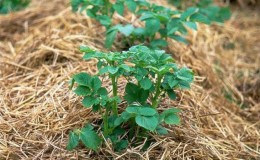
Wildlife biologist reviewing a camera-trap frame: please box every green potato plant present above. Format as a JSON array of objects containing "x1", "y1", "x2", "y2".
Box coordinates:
[
  {"x1": 67, "y1": 45, "x2": 194, "y2": 151},
  {"x1": 71, "y1": 0, "x2": 231, "y2": 49},
  {"x1": 168, "y1": 0, "x2": 231, "y2": 23},
  {"x1": 0, "y1": 0, "x2": 30, "y2": 14}
]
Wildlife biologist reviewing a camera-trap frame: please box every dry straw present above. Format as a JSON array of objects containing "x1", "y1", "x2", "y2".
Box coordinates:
[{"x1": 0, "y1": 0, "x2": 259, "y2": 159}]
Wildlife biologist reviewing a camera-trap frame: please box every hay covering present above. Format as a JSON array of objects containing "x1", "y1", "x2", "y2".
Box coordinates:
[{"x1": 0, "y1": 0, "x2": 259, "y2": 159}]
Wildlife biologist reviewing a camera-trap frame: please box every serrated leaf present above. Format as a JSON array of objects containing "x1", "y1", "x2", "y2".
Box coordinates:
[
  {"x1": 140, "y1": 77, "x2": 153, "y2": 90},
  {"x1": 74, "y1": 86, "x2": 91, "y2": 96},
  {"x1": 66, "y1": 131, "x2": 79, "y2": 151},
  {"x1": 82, "y1": 96, "x2": 96, "y2": 107},
  {"x1": 135, "y1": 115, "x2": 158, "y2": 131},
  {"x1": 73, "y1": 73, "x2": 92, "y2": 86},
  {"x1": 80, "y1": 126, "x2": 101, "y2": 151}
]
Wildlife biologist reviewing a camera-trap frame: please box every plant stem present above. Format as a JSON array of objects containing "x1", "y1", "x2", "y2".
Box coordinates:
[
  {"x1": 103, "y1": 109, "x2": 109, "y2": 136},
  {"x1": 111, "y1": 75, "x2": 118, "y2": 115},
  {"x1": 151, "y1": 74, "x2": 163, "y2": 108}
]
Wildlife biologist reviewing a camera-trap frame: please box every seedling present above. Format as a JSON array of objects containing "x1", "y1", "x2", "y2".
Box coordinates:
[
  {"x1": 67, "y1": 45, "x2": 194, "y2": 151},
  {"x1": 0, "y1": 0, "x2": 30, "y2": 14},
  {"x1": 71, "y1": 0, "x2": 231, "y2": 49}
]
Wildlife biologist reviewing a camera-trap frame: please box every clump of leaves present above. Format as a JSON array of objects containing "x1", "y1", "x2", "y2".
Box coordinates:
[
  {"x1": 71, "y1": 0, "x2": 231, "y2": 49},
  {"x1": 168, "y1": 0, "x2": 231, "y2": 23},
  {"x1": 67, "y1": 45, "x2": 194, "y2": 152},
  {"x1": 0, "y1": 0, "x2": 30, "y2": 14}
]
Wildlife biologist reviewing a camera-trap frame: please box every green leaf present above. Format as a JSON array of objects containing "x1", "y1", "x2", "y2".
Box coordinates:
[
  {"x1": 140, "y1": 77, "x2": 153, "y2": 90},
  {"x1": 74, "y1": 86, "x2": 91, "y2": 96},
  {"x1": 176, "y1": 67, "x2": 194, "y2": 83},
  {"x1": 69, "y1": 79, "x2": 75, "y2": 90},
  {"x1": 89, "y1": 0, "x2": 104, "y2": 6},
  {"x1": 135, "y1": 115, "x2": 158, "y2": 131},
  {"x1": 97, "y1": 87, "x2": 108, "y2": 96},
  {"x1": 155, "y1": 125, "x2": 168, "y2": 135},
  {"x1": 114, "y1": 117, "x2": 124, "y2": 127},
  {"x1": 126, "y1": 106, "x2": 157, "y2": 116},
  {"x1": 80, "y1": 46, "x2": 95, "y2": 53},
  {"x1": 83, "y1": 51, "x2": 104, "y2": 60},
  {"x1": 181, "y1": 7, "x2": 198, "y2": 20},
  {"x1": 99, "y1": 66, "x2": 109, "y2": 75},
  {"x1": 169, "y1": 34, "x2": 188, "y2": 44},
  {"x1": 190, "y1": 13, "x2": 211, "y2": 24},
  {"x1": 119, "y1": 64, "x2": 131, "y2": 72},
  {"x1": 82, "y1": 96, "x2": 96, "y2": 107},
  {"x1": 91, "y1": 76, "x2": 102, "y2": 91},
  {"x1": 66, "y1": 131, "x2": 79, "y2": 151},
  {"x1": 73, "y1": 73, "x2": 92, "y2": 86},
  {"x1": 80, "y1": 126, "x2": 101, "y2": 151},
  {"x1": 105, "y1": 29, "x2": 118, "y2": 48},
  {"x1": 114, "y1": 139, "x2": 128, "y2": 152},
  {"x1": 121, "y1": 111, "x2": 133, "y2": 121},
  {"x1": 150, "y1": 39, "x2": 168, "y2": 49},
  {"x1": 145, "y1": 18, "x2": 160, "y2": 35},
  {"x1": 183, "y1": 21, "x2": 197, "y2": 31},
  {"x1": 167, "y1": 75, "x2": 179, "y2": 88},
  {"x1": 118, "y1": 24, "x2": 134, "y2": 36},
  {"x1": 167, "y1": 90, "x2": 177, "y2": 100},
  {"x1": 97, "y1": 15, "x2": 111, "y2": 27},
  {"x1": 92, "y1": 104, "x2": 101, "y2": 112},
  {"x1": 126, "y1": 0, "x2": 137, "y2": 12},
  {"x1": 108, "y1": 66, "x2": 119, "y2": 74},
  {"x1": 113, "y1": 1, "x2": 124, "y2": 15},
  {"x1": 164, "y1": 113, "x2": 180, "y2": 125},
  {"x1": 124, "y1": 83, "x2": 149, "y2": 104},
  {"x1": 161, "y1": 108, "x2": 181, "y2": 125}
]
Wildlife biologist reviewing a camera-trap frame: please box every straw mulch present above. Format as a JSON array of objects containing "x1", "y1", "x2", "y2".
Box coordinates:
[{"x1": 0, "y1": 0, "x2": 259, "y2": 159}]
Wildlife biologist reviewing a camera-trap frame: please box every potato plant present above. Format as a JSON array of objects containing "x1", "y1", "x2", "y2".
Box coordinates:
[
  {"x1": 67, "y1": 45, "x2": 194, "y2": 151},
  {"x1": 71, "y1": 0, "x2": 231, "y2": 49},
  {"x1": 0, "y1": 0, "x2": 30, "y2": 14}
]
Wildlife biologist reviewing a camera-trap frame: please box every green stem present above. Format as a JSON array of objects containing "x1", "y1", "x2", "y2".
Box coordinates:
[
  {"x1": 111, "y1": 75, "x2": 118, "y2": 115},
  {"x1": 151, "y1": 74, "x2": 163, "y2": 108},
  {"x1": 103, "y1": 109, "x2": 109, "y2": 136}
]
